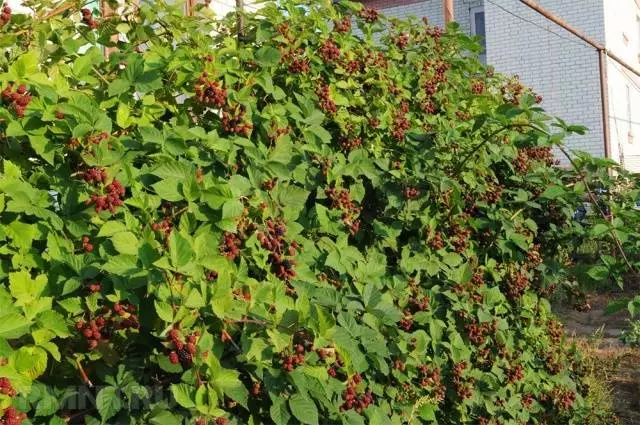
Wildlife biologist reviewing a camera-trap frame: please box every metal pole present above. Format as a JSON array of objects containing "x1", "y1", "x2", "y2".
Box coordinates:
[
  {"x1": 598, "y1": 50, "x2": 612, "y2": 159},
  {"x1": 444, "y1": 0, "x2": 454, "y2": 24}
]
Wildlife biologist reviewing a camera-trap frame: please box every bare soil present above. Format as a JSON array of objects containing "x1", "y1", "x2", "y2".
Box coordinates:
[{"x1": 556, "y1": 293, "x2": 640, "y2": 424}]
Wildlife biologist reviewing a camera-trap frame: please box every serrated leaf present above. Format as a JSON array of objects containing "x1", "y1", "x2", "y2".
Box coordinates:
[
  {"x1": 289, "y1": 395, "x2": 318, "y2": 425},
  {"x1": 96, "y1": 386, "x2": 123, "y2": 422},
  {"x1": 171, "y1": 384, "x2": 195, "y2": 408},
  {"x1": 111, "y1": 232, "x2": 139, "y2": 255}
]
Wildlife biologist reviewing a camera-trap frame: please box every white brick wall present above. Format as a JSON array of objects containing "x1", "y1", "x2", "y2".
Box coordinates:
[
  {"x1": 484, "y1": 0, "x2": 606, "y2": 161},
  {"x1": 604, "y1": 0, "x2": 640, "y2": 171},
  {"x1": 373, "y1": 0, "x2": 609, "y2": 162}
]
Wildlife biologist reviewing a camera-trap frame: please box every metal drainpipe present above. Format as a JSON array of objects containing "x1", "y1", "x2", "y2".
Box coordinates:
[
  {"x1": 599, "y1": 50, "x2": 612, "y2": 160},
  {"x1": 444, "y1": 0, "x2": 454, "y2": 24}
]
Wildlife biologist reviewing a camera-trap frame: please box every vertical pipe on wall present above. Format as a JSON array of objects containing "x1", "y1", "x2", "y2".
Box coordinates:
[
  {"x1": 599, "y1": 50, "x2": 613, "y2": 160},
  {"x1": 444, "y1": 0, "x2": 454, "y2": 24}
]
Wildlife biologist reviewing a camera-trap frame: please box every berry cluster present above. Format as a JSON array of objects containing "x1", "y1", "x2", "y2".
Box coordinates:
[
  {"x1": 221, "y1": 105, "x2": 253, "y2": 136},
  {"x1": 403, "y1": 187, "x2": 420, "y2": 200},
  {"x1": 86, "y1": 280, "x2": 101, "y2": 293},
  {"x1": 507, "y1": 364, "x2": 524, "y2": 383},
  {"x1": 194, "y1": 73, "x2": 227, "y2": 108},
  {"x1": 196, "y1": 418, "x2": 228, "y2": 425},
  {"x1": 318, "y1": 40, "x2": 341, "y2": 63},
  {"x1": 449, "y1": 220, "x2": 472, "y2": 253},
  {"x1": 526, "y1": 244, "x2": 542, "y2": 267},
  {"x1": 549, "y1": 387, "x2": 576, "y2": 410},
  {"x1": 82, "y1": 235, "x2": 94, "y2": 253},
  {"x1": 75, "y1": 301, "x2": 139, "y2": 350},
  {"x1": 317, "y1": 84, "x2": 337, "y2": 115},
  {"x1": 505, "y1": 268, "x2": 530, "y2": 299},
  {"x1": 81, "y1": 8, "x2": 98, "y2": 29},
  {"x1": 0, "y1": 407, "x2": 26, "y2": 425},
  {"x1": 481, "y1": 183, "x2": 504, "y2": 204},
  {"x1": 500, "y1": 76, "x2": 525, "y2": 105},
  {"x1": 167, "y1": 328, "x2": 199, "y2": 369},
  {"x1": 416, "y1": 365, "x2": 445, "y2": 400},
  {"x1": 547, "y1": 320, "x2": 563, "y2": 344},
  {"x1": 339, "y1": 136, "x2": 361, "y2": 153},
  {"x1": 340, "y1": 374, "x2": 373, "y2": 413},
  {"x1": 88, "y1": 134, "x2": 110, "y2": 148},
  {"x1": 421, "y1": 59, "x2": 449, "y2": 99},
  {"x1": 86, "y1": 179, "x2": 125, "y2": 214},
  {"x1": 257, "y1": 219, "x2": 299, "y2": 281},
  {"x1": 268, "y1": 124, "x2": 291, "y2": 142},
  {"x1": 0, "y1": 6, "x2": 10, "y2": 27},
  {"x1": 395, "y1": 33, "x2": 409, "y2": 49},
  {"x1": 281, "y1": 330, "x2": 313, "y2": 371},
  {"x1": 325, "y1": 187, "x2": 362, "y2": 235},
  {"x1": 392, "y1": 106, "x2": 411, "y2": 142},
  {"x1": 358, "y1": 7, "x2": 379, "y2": 23},
  {"x1": 345, "y1": 59, "x2": 362, "y2": 74},
  {"x1": 464, "y1": 319, "x2": 496, "y2": 346},
  {"x1": 0, "y1": 378, "x2": 16, "y2": 397},
  {"x1": 261, "y1": 178, "x2": 277, "y2": 191},
  {"x1": 522, "y1": 393, "x2": 535, "y2": 409},
  {"x1": 333, "y1": 16, "x2": 351, "y2": 33},
  {"x1": 83, "y1": 167, "x2": 108, "y2": 185},
  {"x1": 220, "y1": 232, "x2": 241, "y2": 260},
  {"x1": 427, "y1": 230, "x2": 444, "y2": 250},
  {"x1": 1, "y1": 84, "x2": 31, "y2": 118},
  {"x1": 398, "y1": 315, "x2": 413, "y2": 332},
  {"x1": 151, "y1": 217, "x2": 173, "y2": 239},
  {"x1": 471, "y1": 79, "x2": 485, "y2": 94},
  {"x1": 525, "y1": 146, "x2": 557, "y2": 166},
  {"x1": 452, "y1": 361, "x2": 474, "y2": 400},
  {"x1": 288, "y1": 55, "x2": 311, "y2": 74}
]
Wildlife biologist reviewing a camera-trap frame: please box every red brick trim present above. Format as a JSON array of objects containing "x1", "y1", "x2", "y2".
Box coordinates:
[{"x1": 360, "y1": 0, "x2": 422, "y2": 10}]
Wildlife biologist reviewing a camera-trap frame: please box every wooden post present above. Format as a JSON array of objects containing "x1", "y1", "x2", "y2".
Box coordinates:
[{"x1": 236, "y1": 0, "x2": 245, "y2": 39}]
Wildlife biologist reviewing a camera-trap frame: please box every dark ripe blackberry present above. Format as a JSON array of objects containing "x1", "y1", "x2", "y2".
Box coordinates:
[{"x1": 178, "y1": 348, "x2": 193, "y2": 367}]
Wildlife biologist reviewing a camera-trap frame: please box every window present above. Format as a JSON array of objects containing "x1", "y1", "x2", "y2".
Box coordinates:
[{"x1": 470, "y1": 6, "x2": 486, "y2": 64}]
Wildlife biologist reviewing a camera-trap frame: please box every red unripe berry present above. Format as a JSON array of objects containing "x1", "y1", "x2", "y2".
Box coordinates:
[
  {"x1": 84, "y1": 243, "x2": 94, "y2": 253},
  {"x1": 55, "y1": 111, "x2": 64, "y2": 119},
  {"x1": 169, "y1": 351, "x2": 179, "y2": 364}
]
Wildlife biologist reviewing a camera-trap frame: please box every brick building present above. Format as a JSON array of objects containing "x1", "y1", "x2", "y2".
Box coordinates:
[{"x1": 362, "y1": 0, "x2": 640, "y2": 169}]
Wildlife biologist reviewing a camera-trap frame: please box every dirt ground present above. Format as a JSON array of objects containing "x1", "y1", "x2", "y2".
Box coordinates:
[{"x1": 556, "y1": 293, "x2": 640, "y2": 424}]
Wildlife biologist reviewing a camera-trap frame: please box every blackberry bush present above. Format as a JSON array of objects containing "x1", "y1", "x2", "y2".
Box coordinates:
[{"x1": 0, "y1": 0, "x2": 634, "y2": 424}]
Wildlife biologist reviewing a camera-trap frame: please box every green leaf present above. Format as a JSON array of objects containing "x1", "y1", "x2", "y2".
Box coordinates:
[
  {"x1": 111, "y1": 232, "x2": 139, "y2": 256},
  {"x1": 96, "y1": 386, "x2": 123, "y2": 422},
  {"x1": 0, "y1": 313, "x2": 31, "y2": 339},
  {"x1": 540, "y1": 185, "x2": 565, "y2": 199},
  {"x1": 154, "y1": 301, "x2": 174, "y2": 322},
  {"x1": 169, "y1": 232, "x2": 194, "y2": 268},
  {"x1": 255, "y1": 46, "x2": 281, "y2": 67},
  {"x1": 289, "y1": 395, "x2": 318, "y2": 425},
  {"x1": 171, "y1": 384, "x2": 195, "y2": 408},
  {"x1": 587, "y1": 265, "x2": 609, "y2": 281},
  {"x1": 9, "y1": 271, "x2": 47, "y2": 305},
  {"x1": 270, "y1": 398, "x2": 291, "y2": 425},
  {"x1": 211, "y1": 368, "x2": 248, "y2": 409},
  {"x1": 14, "y1": 346, "x2": 48, "y2": 379}
]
